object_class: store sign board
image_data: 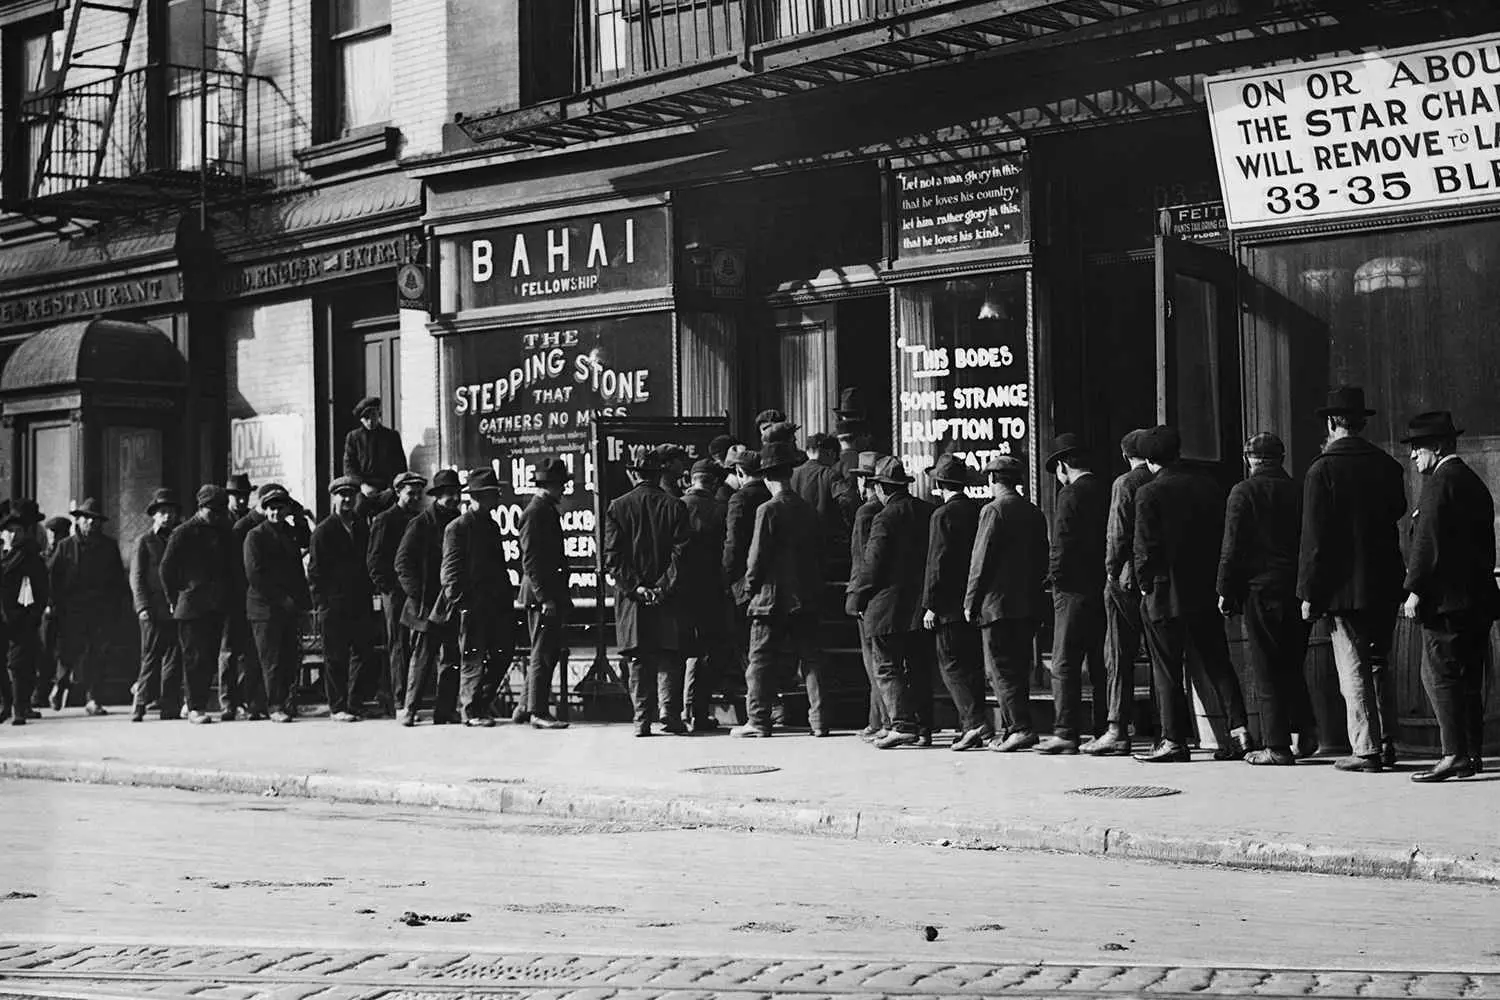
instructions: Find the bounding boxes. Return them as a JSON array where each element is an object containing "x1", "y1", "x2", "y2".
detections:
[
  {"x1": 0, "y1": 273, "x2": 180, "y2": 327},
  {"x1": 893, "y1": 155, "x2": 1029, "y2": 259},
  {"x1": 445, "y1": 207, "x2": 671, "y2": 311},
  {"x1": 221, "y1": 235, "x2": 411, "y2": 297},
  {"x1": 1160, "y1": 201, "x2": 1228, "y2": 242},
  {"x1": 1207, "y1": 31, "x2": 1500, "y2": 228}
]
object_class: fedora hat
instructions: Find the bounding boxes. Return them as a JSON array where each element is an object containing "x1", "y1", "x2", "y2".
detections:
[
  {"x1": 532, "y1": 457, "x2": 573, "y2": 485},
  {"x1": 850, "y1": 451, "x2": 881, "y2": 478},
  {"x1": 13, "y1": 498, "x2": 41, "y2": 525},
  {"x1": 1399, "y1": 410, "x2": 1465, "y2": 444},
  {"x1": 1316, "y1": 385, "x2": 1376, "y2": 418},
  {"x1": 70, "y1": 497, "x2": 107, "y2": 520},
  {"x1": 835, "y1": 417, "x2": 867, "y2": 436},
  {"x1": 730, "y1": 449, "x2": 762, "y2": 476},
  {"x1": 0, "y1": 509, "x2": 28, "y2": 531},
  {"x1": 872, "y1": 456, "x2": 915, "y2": 486},
  {"x1": 1043, "y1": 433, "x2": 1088, "y2": 473},
  {"x1": 225, "y1": 473, "x2": 252, "y2": 496},
  {"x1": 626, "y1": 444, "x2": 663, "y2": 474},
  {"x1": 463, "y1": 469, "x2": 502, "y2": 494},
  {"x1": 754, "y1": 408, "x2": 787, "y2": 427},
  {"x1": 760, "y1": 440, "x2": 807, "y2": 474},
  {"x1": 145, "y1": 488, "x2": 180, "y2": 515},
  {"x1": 930, "y1": 453, "x2": 974, "y2": 487},
  {"x1": 834, "y1": 387, "x2": 867, "y2": 419},
  {"x1": 426, "y1": 469, "x2": 461, "y2": 495}
]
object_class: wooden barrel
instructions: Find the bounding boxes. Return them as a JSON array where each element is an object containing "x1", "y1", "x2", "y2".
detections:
[{"x1": 1391, "y1": 617, "x2": 1500, "y2": 756}]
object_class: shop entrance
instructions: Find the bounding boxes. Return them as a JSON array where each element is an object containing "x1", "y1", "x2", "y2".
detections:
[
  {"x1": 321, "y1": 287, "x2": 401, "y2": 493},
  {"x1": 758, "y1": 295, "x2": 891, "y2": 447}
]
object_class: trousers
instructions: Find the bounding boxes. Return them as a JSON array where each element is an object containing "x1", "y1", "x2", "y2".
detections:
[
  {"x1": 1421, "y1": 611, "x2": 1490, "y2": 758},
  {"x1": 320, "y1": 610, "x2": 374, "y2": 715},
  {"x1": 858, "y1": 620, "x2": 890, "y2": 731},
  {"x1": 684, "y1": 598, "x2": 732, "y2": 727},
  {"x1": 251, "y1": 612, "x2": 301, "y2": 716},
  {"x1": 459, "y1": 610, "x2": 511, "y2": 721},
  {"x1": 525, "y1": 608, "x2": 567, "y2": 718},
  {"x1": 177, "y1": 616, "x2": 224, "y2": 715},
  {"x1": 56, "y1": 611, "x2": 112, "y2": 704},
  {"x1": 133, "y1": 617, "x2": 182, "y2": 717},
  {"x1": 1103, "y1": 578, "x2": 1144, "y2": 730},
  {"x1": 1327, "y1": 608, "x2": 1398, "y2": 758},
  {"x1": 382, "y1": 593, "x2": 411, "y2": 709},
  {"x1": 1142, "y1": 610, "x2": 1248, "y2": 745},
  {"x1": 982, "y1": 618, "x2": 1036, "y2": 736},
  {"x1": 218, "y1": 612, "x2": 260, "y2": 712},
  {"x1": 870, "y1": 629, "x2": 934, "y2": 734},
  {"x1": 746, "y1": 613, "x2": 825, "y2": 732},
  {"x1": 934, "y1": 620, "x2": 986, "y2": 733},
  {"x1": 404, "y1": 628, "x2": 461, "y2": 721},
  {"x1": 1241, "y1": 589, "x2": 1314, "y2": 749},
  {"x1": 626, "y1": 650, "x2": 684, "y2": 728},
  {"x1": 1051, "y1": 590, "x2": 1107, "y2": 740},
  {"x1": 5, "y1": 620, "x2": 38, "y2": 718}
]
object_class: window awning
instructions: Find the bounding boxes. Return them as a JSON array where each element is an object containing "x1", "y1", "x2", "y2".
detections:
[{"x1": 0, "y1": 319, "x2": 185, "y2": 396}]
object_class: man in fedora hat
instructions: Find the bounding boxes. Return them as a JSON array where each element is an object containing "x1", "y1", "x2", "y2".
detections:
[
  {"x1": 1299, "y1": 385, "x2": 1407, "y2": 773},
  {"x1": 605, "y1": 445, "x2": 691, "y2": 736},
  {"x1": 731, "y1": 434, "x2": 825, "y2": 737},
  {"x1": 966, "y1": 456, "x2": 1050, "y2": 751},
  {"x1": 1087, "y1": 429, "x2": 1155, "y2": 756},
  {"x1": 1132, "y1": 426, "x2": 1252, "y2": 764},
  {"x1": 723, "y1": 448, "x2": 771, "y2": 693},
  {"x1": 219, "y1": 474, "x2": 258, "y2": 722},
  {"x1": 754, "y1": 409, "x2": 788, "y2": 439},
  {"x1": 656, "y1": 445, "x2": 691, "y2": 500},
  {"x1": 441, "y1": 469, "x2": 515, "y2": 727},
  {"x1": 130, "y1": 488, "x2": 183, "y2": 722},
  {"x1": 1217, "y1": 432, "x2": 1315, "y2": 766},
  {"x1": 343, "y1": 397, "x2": 408, "y2": 499},
  {"x1": 396, "y1": 469, "x2": 464, "y2": 725},
  {"x1": 37, "y1": 515, "x2": 68, "y2": 713},
  {"x1": 47, "y1": 497, "x2": 128, "y2": 715},
  {"x1": 161, "y1": 486, "x2": 238, "y2": 724},
  {"x1": 244, "y1": 485, "x2": 311, "y2": 723},
  {"x1": 517, "y1": 458, "x2": 572, "y2": 729},
  {"x1": 1040, "y1": 433, "x2": 1109, "y2": 754},
  {"x1": 368, "y1": 471, "x2": 427, "y2": 716},
  {"x1": 0, "y1": 507, "x2": 47, "y2": 725},
  {"x1": 923, "y1": 454, "x2": 986, "y2": 750},
  {"x1": 307, "y1": 477, "x2": 377, "y2": 722},
  {"x1": 845, "y1": 451, "x2": 890, "y2": 740},
  {"x1": 681, "y1": 457, "x2": 732, "y2": 732},
  {"x1": 709, "y1": 435, "x2": 743, "y2": 506},
  {"x1": 225, "y1": 474, "x2": 252, "y2": 522},
  {"x1": 1400, "y1": 411, "x2": 1499, "y2": 781},
  {"x1": 851, "y1": 456, "x2": 935, "y2": 749}
]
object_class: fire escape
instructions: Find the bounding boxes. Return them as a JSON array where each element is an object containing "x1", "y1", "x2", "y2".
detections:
[{"x1": 4, "y1": 0, "x2": 271, "y2": 228}]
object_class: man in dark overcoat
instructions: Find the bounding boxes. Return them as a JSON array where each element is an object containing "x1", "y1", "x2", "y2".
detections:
[
  {"x1": 0, "y1": 508, "x2": 48, "y2": 726},
  {"x1": 922, "y1": 454, "x2": 985, "y2": 750},
  {"x1": 709, "y1": 435, "x2": 743, "y2": 506},
  {"x1": 723, "y1": 449, "x2": 770, "y2": 684},
  {"x1": 48, "y1": 497, "x2": 128, "y2": 715},
  {"x1": 965, "y1": 456, "x2": 1049, "y2": 751},
  {"x1": 517, "y1": 458, "x2": 572, "y2": 729},
  {"x1": 308, "y1": 477, "x2": 377, "y2": 722},
  {"x1": 731, "y1": 437, "x2": 824, "y2": 737},
  {"x1": 130, "y1": 489, "x2": 183, "y2": 722},
  {"x1": 343, "y1": 397, "x2": 408, "y2": 501},
  {"x1": 219, "y1": 473, "x2": 257, "y2": 721},
  {"x1": 368, "y1": 471, "x2": 426, "y2": 716},
  {"x1": 852, "y1": 457, "x2": 934, "y2": 749},
  {"x1": 396, "y1": 469, "x2": 463, "y2": 726},
  {"x1": 1041, "y1": 434, "x2": 1109, "y2": 754},
  {"x1": 845, "y1": 452, "x2": 888, "y2": 740},
  {"x1": 604, "y1": 446, "x2": 690, "y2": 736},
  {"x1": 160, "y1": 486, "x2": 236, "y2": 725},
  {"x1": 442, "y1": 469, "x2": 514, "y2": 727},
  {"x1": 243, "y1": 485, "x2": 311, "y2": 723},
  {"x1": 1400, "y1": 411, "x2": 1500, "y2": 782},
  {"x1": 1217, "y1": 432, "x2": 1314, "y2": 765},
  {"x1": 1297, "y1": 386, "x2": 1407, "y2": 773},
  {"x1": 791, "y1": 432, "x2": 854, "y2": 547},
  {"x1": 1132, "y1": 426, "x2": 1251, "y2": 763},
  {"x1": 680, "y1": 458, "x2": 731, "y2": 732}
]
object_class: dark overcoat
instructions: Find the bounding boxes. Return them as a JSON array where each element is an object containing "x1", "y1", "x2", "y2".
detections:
[
  {"x1": 1404, "y1": 456, "x2": 1500, "y2": 624},
  {"x1": 844, "y1": 497, "x2": 880, "y2": 617},
  {"x1": 0, "y1": 540, "x2": 48, "y2": 630},
  {"x1": 395, "y1": 505, "x2": 459, "y2": 633},
  {"x1": 852, "y1": 491, "x2": 933, "y2": 637},
  {"x1": 1217, "y1": 466, "x2": 1301, "y2": 602},
  {"x1": 604, "y1": 482, "x2": 689, "y2": 654},
  {"x1": 1296, "y1": 436, "x2": 1406, "y2": 613},
  {"x1": 1134, "y1": 464, "x2": 1227, "y2": 623},
  {"x1": 49, "y1": 532, "x2": 127, "y2": 620},
  {"x1": 307, "y1": 514, "x2": 373, "y2": 616},
  {"x1": 131, "y1": 528, "x2": 174, "y2": 620},
  {"x1": 1049, "y1": 472, "x2": 1109, "y2": 594},
  {"x1": 680, "y1": 486, "x2": 728, "y2": 611},
  {"x1": 159, "y1": 516, "x2": 233, "y2": 620},
  {"x1": 441, "y1": 509, "x2": 515, "y2": 618},
  {"x1": 1105, "y1": 465, "x2": 1154, "y2": 586},
  {"x1": 518, "y1": 492, "x2": 571, "y2": 611},
  {"x1": 964, "y1": 492, "x2": 1050, "y2": 626},
  {"x1": 744, "y1": 490, "x2": 822, "y2": 618},
  {"x1": 342, "y1": 424, "x2": 407, "y2": 488},
  {"x1": 922, "y1": 493, "x2": 981, "y2": 624},
  {"x1": 790, "y1": 459, "x2": 852, "y2": 537},
  {"x1": 243, "y1": 520, "x2": 311, "y2": 621},
  {"x1": 367, "y1": 501, "x2": 419, "y2": 597},
  {"x1": 722, "y1": 478, "x2": 770, "y2": 606}
]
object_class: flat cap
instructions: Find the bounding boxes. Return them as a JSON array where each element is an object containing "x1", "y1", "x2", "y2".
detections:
[
  {"x1": 984, "y1": 456, "x2": 1026, "y2": 484},
  {"x1": 195, "y1": 485, "x2": 229, "y2": 509},
  {"x1": 392, "y1": 471, "x2": 428, "y2": 490},
  {"x1": 1139, "y1": 425, "x2": 1182, "y2": 464},
  {"x1": 328, "y1": 476, "x2": 362, "y2": 495},
  {"x1": 755, "y1": 408, "x2": 787, "y2": 426},
  {"x1": 353, "y1": 396, "x2": 382, "y2": 418},
  {"x1": 1243, "y1": 431, "x2": 1285, "y2": 459}
]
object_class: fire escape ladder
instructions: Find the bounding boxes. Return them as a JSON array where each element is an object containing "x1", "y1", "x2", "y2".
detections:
[{"x1": 200, "y1": 0, "x2": 250, "y2": 200}]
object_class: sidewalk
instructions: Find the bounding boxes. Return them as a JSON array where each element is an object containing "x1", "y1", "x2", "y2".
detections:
[{"x1": 2, "y1": 711, "x2": 1498, "y2": 886}]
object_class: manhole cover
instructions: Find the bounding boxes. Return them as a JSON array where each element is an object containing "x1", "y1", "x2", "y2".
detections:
[
  {"x1": 1068, "y1": 785, "x2": 1181, "y2": 799},
  {"x1": 686, "y1": 764, "x2": 781, "y2": 776}
]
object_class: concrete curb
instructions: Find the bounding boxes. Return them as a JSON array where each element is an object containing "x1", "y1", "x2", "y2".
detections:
[{"x1": 5, "y1": 756, "x2": 1497, "y2": 886}]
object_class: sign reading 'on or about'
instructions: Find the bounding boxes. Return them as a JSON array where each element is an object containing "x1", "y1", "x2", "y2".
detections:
[{"x1": 1206, "y1": 31, "x2": 1500, "y2": 228}]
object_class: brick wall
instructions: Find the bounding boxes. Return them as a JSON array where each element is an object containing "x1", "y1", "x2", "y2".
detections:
[
  {"x1": 391, "y1": 0, "x2": 449, "y2": 158},
  {"x1": 224, "y1": 298, "x2": 318, "y2": 506},
  {"x1": 444, "y1": 0, "x2": 520, "y2": 134}
]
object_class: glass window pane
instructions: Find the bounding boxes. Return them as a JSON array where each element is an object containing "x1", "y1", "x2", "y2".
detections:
[
  {"x1": 20, "y1": 32, "x2": 55, "y2": 97},
  {"x1": 104, "y1": 427, "x2": 163, "y2": 567},
  {"x1": 31, "y1": 424, "x2": 71, "y2": 526},
  {"x1": 334, "y1": 0, "x2": 391, "y2": 34},
  {"x1": 337, "y1": 31, "x2": 391, "y2": 131},
  {"x1": 1172, "y1": 273, "x2": 1221, "y2": 462}
]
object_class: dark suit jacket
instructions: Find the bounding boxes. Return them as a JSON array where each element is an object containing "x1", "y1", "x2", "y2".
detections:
[
  {"x1": 1217, "y1": 466, "x2": 1300, "y2": 602},
  {"x1": 923, "y1": 493, "x2": 981, "y2": 623},
  {"x1": 367, "y1": 501, "x2": 419, "y2": 597},
  {"x1": 790, "y1": 458, "x2": 852, "y2": 537},
  {"x1": 604, "y1": 482, "x2": 689, "y2": 654},
  {"x1": 160, "y1": 516, "x2": 233, "y2": 620},
  {"x1": 342, "y1": 424, "x2": 407, "y2": 488},
  {"x1": 1050, "y1": 473, "x2": 1108, "y2": 594},
  {"x1": 131, "y1": 527, "x2": 174, "y2": 620},
  {"x1": 852, "y1": 491, "x2": 933, "y2": 636},
  {"x1": 519, "y1": 492, "x2": 571, "y2": 611},
  {"x1": 1105, "y1": 464, "x2": 1154, "y2": 585},
  {"x1": 1297, "y1": 436, "x2": 1407, "y2": 613},
  {"x1": 1404, "y1": 456, "x2": 1499, "y2": 624},
  {"x1": 0, "y1": 540, "x2": 48, "y2": 629},
  {"x1": 441, "y1": 509, "x2": 515, "y2": 620},
  {"x1": 845, "y1": 497, "x2": 880, "y2": 617},
  {"x1": 964, "y1": 492, "x2": 1050, "y2": 625},
  {"x1": 681, "y1": 487, "x2": 729, "y2": 609},
  {"x1": 395, "y1": 505, "x2": 459, "y2": 632},
  {"x1": 745, "y1": 490, "x2": 823, "y2": 618},
  {"x1": 1134, "y1": 464, "x2": 1227, "y2": 623},
  {"x1": 307, "y1": 514, "x2": 373, "y2": 616},
  {"x1": 722, "y1": 479, "x2": 771, "y2": 606},
  {"x1": 49, "y1": 532, "x2": 127, "y2": 619},
  {"x1": 243, "y1": 520, "x2": 311, "y2": 621}
]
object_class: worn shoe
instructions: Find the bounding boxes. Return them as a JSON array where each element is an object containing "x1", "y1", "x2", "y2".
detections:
[
  {"x1": 857, "y1": 725, "x2": 882, "y2": 742},
  {"x1": 1212, "y1": 733, "x2": 1251, "y2": 762},
  {"x1": 511, "y1": 707, "x2": 531, "y2": 724},
  {"x1": 130, "y1": 707, "x2": 146, "y2": 723},
  {"x1": 1244, "y1": 747, "x2": 1296, "y2": 766},
  {"x1": 1470, "y1": 755, "x2": 1485, "y2": 774},
  {"x1": 810, "y1": 728, "x2": 831, "y2": 738},
  {"x1": 1411, "y1": 758, "x2": 1474, "y2": 783},
  {"x1": 220, "y1": 707, "x2": 239, "y2": 723},
  {"x1": 0, "y1": 704, "x2": 10, "y2": 724},
  {"x1": 729, "y1": 724, "x2": 771, "y2": 738},
  {"x1": 187, "y1": 711, "x2": 213, "y2": 725},
  {"x1": 1080, "y1": 731, "x2": 1133, "y2": 756},
  {"x1": 462, "y1": 715, "x2": 495, "y2": 728},
  {"x1": 84, "y1": 701, "x2": 108, "y2": 716},
  {"x1": 432, "y1": 714, "x2": 457, "y2": 726},
  {"x1": 1134, "y1": 741, "x2": 1191, "y2": 763},
  {"x1": 398, "y1": 712, "x2": 416, "y2": 728},
  {"x1": 990, "y1": 731, "x2": 1039, "y2": 753},
  {"x1": 48, "y1": 684, "x2": 64, "y2": 712},
  {"x1": 1382, "y1": 742, "x2": 1398, "y2": 768},
  {"x1": 1334, "y1": 754, "x2": 1383, "y2": 773},
  {"x1": 1033, "y1": 735, "x2": 1079, "y2": 755},
  {"x1": 690, "y1": 718, "x2": 721, "y2": 733},
  {"x1": 247, "y1": 711, "x2": 269, "y2": 722},
  {"x1": 633, "y1": 724, "x2": 653, "y2": 737},
  {"x1": 918, "y1": 728, "x2": 934, "y2": 748},
  {"x1": 159, "y1": 711, "x2": 181, "y2": 721},
  {"x1": 874, "y1": 729, "x2": 920, "y2": 750},
  {"x1": 10, "y1": 714, "x2": 24, "y2": 726},
  {"x1": 657, "y1": 720, "x2": 690, "y2": 736},
  {"x1": 950, "y1": 727, "x2": 990, "y2": 752},
  {"x1": 531, "y1": 715, "x2": 569, "y2": 730}
]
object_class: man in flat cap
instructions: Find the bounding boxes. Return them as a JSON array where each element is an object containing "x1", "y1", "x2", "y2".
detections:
[
  {"x1": 966, "y1": 456, "x2": 1050, "y2": 750},
  {"x1": 308, "y1": 477, "x2": 377, "y2": 722},
  {"x1": 343, "y1": 397, "x2": 408, "y2": 501},
  {"x1": 396, "y1": 469, "x2": 464, "y2": 725},
  {"x1": 244, "y1": 485, "x2": 311, "y2": 723},
  {"x1": 517, "y1": 458, "x2": 572, "y2": 729},
  {"x1": 723, "y1": 449, "x2": 771, "y2": 690},
  {"x1": 218, "y1": 473, "x2": 258, "y2": 721},
  {"x1": 442, "y1": 469, "x2": 515, "y2": 727},
  {"x1": 846, "y1": 451, "x2": 890, "y2": 740},
  {"x1": 605, "y1": 445, "x2": 691, "y2": 736},
  {"x1": 680, "y1": 457, "x2": 731, "y2": 731},
  {"x1": 1298, "y1": 386, "x2": 1406, "y2": 773},
  {"x1": 1400, "y1": 411, "x2": 1499, "y2": 781},
  {"x1": 161, "y1": 486, "x2": 238, "y2": 724},
  {"x1": 923, "y1": 454, "x2": 986, "y2": 750},
  {"x1": 47, "y1": 498, "x2": 128, "y2": 715},
  {"x1": 368, "y1": 471, "x2": 427, "y2": 716},
  {"x1": 130, "y1": 488, "x2": 183, "y2": 722},
  {"x1": 1086, "y1": 429, "x2": 1155, "y2": 755},
  {"x1": 1218, "y1": 432, "x2": 1314, "y2": 765},
  {"x1": 1040, "y1": 433, "x2": 1109, "y2": 754}
]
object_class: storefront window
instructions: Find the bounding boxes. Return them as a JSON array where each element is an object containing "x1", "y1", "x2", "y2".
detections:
[{"x1": 893, "y1": 272, "x2": 1032, "y2": 497}]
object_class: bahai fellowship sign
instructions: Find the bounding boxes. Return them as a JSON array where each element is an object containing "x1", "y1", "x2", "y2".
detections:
[{"x1": 1206, "y1": 31, "x2": 1500, "y2": 228}]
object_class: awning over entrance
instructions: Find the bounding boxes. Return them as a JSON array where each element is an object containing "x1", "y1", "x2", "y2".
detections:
[{"x1": 0, "y1": 319, "x2": 186, "y2": 396}]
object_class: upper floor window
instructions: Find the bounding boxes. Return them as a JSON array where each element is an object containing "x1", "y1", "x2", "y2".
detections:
[
  {"x1": 330, "y1": 0, "x2": 390, "y2": 135},
  {"x1": 3, "y1": 19, "x2": 59, "y2": 199}
]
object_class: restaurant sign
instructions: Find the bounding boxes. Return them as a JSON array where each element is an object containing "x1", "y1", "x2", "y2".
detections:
[
  {"x1": 0, "y1": 273, "x2": 181, "y2": 327},
  {"x1": 893, "y1": 155, "x2": 1029, "y2": 260},
  {"x1": 1207, "y1": 31, "x2": 1500, "y2": 228}
]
